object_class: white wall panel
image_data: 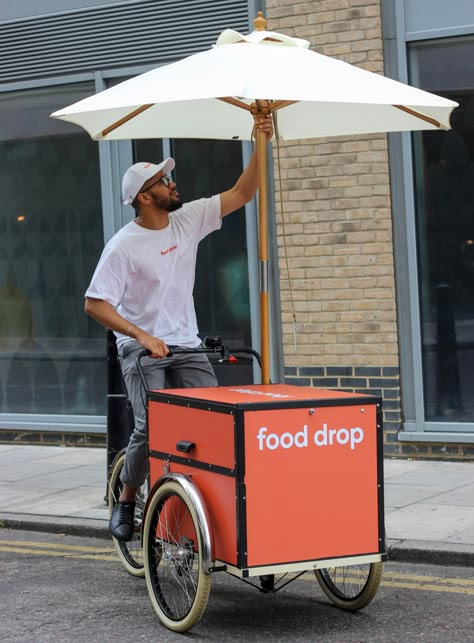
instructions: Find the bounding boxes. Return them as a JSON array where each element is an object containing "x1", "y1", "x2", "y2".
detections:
[{"x1": 0, "y1": 0, "x2": 248, "y2": 82}]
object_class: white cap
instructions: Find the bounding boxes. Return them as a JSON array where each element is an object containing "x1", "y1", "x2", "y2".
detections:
[{"x1": 121, "y1": 158, "x2": 175, "y2": 205}]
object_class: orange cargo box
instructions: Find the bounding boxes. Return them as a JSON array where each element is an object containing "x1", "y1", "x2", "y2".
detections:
[{"x1": 147, "y1": 384, "x2": 385, "y2": 576}]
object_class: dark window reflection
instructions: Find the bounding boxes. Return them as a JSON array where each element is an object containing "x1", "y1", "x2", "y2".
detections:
[
  {"x1": 410, "y1": 38, "x2": 474, "y2": 420},
  {"x1": 0, "y1": 86, "x2": 105, "y2": 414}
]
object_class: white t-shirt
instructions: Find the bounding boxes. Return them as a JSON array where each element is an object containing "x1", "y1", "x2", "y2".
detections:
[{"x1": 85, "y1": 195, "x2": 222, "y2": 349}]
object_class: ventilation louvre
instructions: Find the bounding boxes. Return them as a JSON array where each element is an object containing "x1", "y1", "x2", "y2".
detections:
[{"x1": 0, "y1": 0, "x2": 249, "y2": 83}]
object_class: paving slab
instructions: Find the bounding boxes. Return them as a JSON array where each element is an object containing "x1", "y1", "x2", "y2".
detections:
[
  {"x1": 385, "y1": 503, "x2": 474, "y2": 542},
  {"x1": 384, "y1": 483, "x2": 448, "y2": 508},
  {"x1": 422, "y1": 483, "x2": 474, "y2": 506},
  {"x1": 12, "y1": 485, "x2": 106, "y2": 517}
]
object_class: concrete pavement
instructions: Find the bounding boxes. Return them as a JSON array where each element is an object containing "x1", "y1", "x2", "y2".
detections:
[{"x1": 0, "y1": 444, "x2": 473, "y2": 566}]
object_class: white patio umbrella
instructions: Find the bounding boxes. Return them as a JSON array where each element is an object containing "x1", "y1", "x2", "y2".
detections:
[{"x1": 51, "y1": 13, "x2": 457, "y2": 383}]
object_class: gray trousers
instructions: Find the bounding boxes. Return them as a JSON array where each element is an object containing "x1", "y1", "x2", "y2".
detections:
[{"x1": 117, "y1": 340, "x2": 218, "y2": 488}]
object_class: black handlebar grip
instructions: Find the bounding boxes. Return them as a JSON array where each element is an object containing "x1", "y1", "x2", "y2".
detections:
[{"x1": 140, "y1": 348, "x2": 173, "y2": 357}]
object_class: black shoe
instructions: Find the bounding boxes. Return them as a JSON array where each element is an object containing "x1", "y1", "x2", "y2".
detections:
[{"x1": 110, "y1": 501, "x2": 135, "y2": 542}]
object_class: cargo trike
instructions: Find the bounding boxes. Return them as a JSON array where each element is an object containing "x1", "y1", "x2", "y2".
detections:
[{"x1": 107, "y1": 339, "x2": 385, "y2": 632}]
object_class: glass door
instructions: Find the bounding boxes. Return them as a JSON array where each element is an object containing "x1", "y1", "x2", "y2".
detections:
[{"x1": 410, "y1": 38, "x2": 474, "y2": 423}]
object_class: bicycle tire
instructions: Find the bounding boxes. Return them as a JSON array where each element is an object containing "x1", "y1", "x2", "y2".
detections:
[
  {"x1": 108, "y1": 451, "x2": 145, "y2": 577},
  {"x1": 315, "y1": 561, "x2": 383, "y2": 610},
  {"x1": 143, "y1": 480, "x2": 211, "y2": 632}
]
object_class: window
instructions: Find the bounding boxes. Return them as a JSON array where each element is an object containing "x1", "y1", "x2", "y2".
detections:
[
  {"x1": 0, "y1": 85, "x2": 105, "y2": 415},
  {"x1": 409, "y1": 38, "x2": 474, "y2": 422}
]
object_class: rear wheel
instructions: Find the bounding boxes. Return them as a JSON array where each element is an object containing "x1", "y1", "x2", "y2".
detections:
[
  {"x1": 108, "y1": 451, "x2": 145, "y2": 577},
  {"x1": 143, "y1": 480, "x2": 211, "y2": 632},
  {"x1": 315, "y1": 562, "x2": 383, "y2": 610}
]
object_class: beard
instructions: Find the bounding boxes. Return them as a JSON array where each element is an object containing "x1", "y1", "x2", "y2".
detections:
[
  {"x1": 151, "y1": 192, "x2": 182, "y2": 212},
  {"x1": 168, "y1": 199, "x2": 183, "y2": 212}
]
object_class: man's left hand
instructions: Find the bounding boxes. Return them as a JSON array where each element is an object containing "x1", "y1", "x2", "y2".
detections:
[{"x1": 253, "y1": 114, "x2": 273, "y2": 142}]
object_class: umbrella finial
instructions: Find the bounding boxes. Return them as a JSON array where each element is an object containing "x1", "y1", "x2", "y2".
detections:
[{"x1": 253, "y1": 12, "x2": 267, "y2": 31}]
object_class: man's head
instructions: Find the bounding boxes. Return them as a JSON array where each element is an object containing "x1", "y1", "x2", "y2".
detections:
[{"x1": 122, "y1": 158, "x2": 181, "y2": 213}]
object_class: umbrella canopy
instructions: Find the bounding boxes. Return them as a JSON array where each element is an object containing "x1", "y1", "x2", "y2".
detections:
[
  {"x1": 52, "y1": 14, "x2": 457, "y2": 383},
  {"x1": 51, "y1": 18, "x2": 457, "y2": 141}
]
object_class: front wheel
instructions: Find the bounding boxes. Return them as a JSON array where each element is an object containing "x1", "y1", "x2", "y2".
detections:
[
  {"x1": 143, "y1": 480, "x2": 211, "y2": 632},
  {"x1": 315, "y1": 561, "x2": 383, "y2": 611},
  {"x1": 108, "y1": 451, "x2": 145, "y2": 577}
]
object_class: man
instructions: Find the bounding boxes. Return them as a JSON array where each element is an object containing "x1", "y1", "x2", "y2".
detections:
[{"x1": 85, "y1": 114, "x2": 273, "y2": 541}]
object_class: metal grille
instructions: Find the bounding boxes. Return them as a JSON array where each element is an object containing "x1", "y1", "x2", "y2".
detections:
[{"x1": 0, "y1": 0, "x2": 249, "y2": 83}]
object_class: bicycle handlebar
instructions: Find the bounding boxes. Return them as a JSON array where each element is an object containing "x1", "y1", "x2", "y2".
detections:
[{"x1": 135, "y1": 343, "x2": 262, "y2": 392}]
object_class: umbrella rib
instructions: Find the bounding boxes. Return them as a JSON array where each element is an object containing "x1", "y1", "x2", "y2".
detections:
[
  {"x1": 218, "y1": 97, "x2": 252, "y2": 110},
  {"x1": 393, "y1": 105, "x2": 442, "y2": 129},
  {"x1": 269, "y1": 100, "x2": 299, "y2": 112},
  {"x1": 100, "y1": 103, "x2": 154, "y2": 137},
  {"x1": 217, "y1": 98, "x2": 299, "y2": 112}
]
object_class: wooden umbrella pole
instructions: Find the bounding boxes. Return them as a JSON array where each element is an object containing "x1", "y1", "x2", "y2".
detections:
[{"x1": 252, "y1": 100, "x2": 271, "y2": 384}]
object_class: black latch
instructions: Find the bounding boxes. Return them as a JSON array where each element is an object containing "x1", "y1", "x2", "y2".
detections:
[{"x1": 176, "y1": 440, "x2": 196, "y2": 454}]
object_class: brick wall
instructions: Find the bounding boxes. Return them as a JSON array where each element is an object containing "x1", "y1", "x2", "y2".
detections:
[{"x1": 266, "y1": 0, "x2": 401, "y2": 451}]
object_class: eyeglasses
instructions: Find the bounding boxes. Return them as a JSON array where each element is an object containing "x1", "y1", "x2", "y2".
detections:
[{"x1": 141, "y1": 174, "x2": 173, "y2": 193}]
